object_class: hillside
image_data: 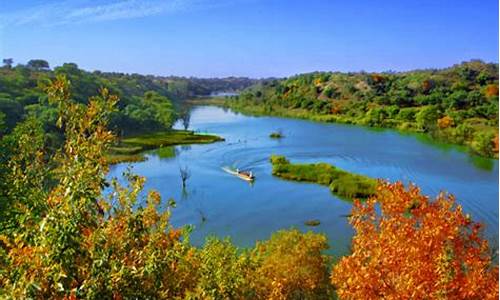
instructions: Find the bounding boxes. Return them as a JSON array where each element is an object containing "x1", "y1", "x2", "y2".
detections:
[
  {"x1": 0, "y1": 60, "x2": 258, "y2": 136},
  {"x1": 225, "y1": 60, "x2": 499, "y2": 157}
]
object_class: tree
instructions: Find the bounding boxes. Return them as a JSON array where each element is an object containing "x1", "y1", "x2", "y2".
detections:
[
  {"x1": 251, "y1": 230, "x2": 332, "y2": 299},
  {"x1": 180, "y1": 110, "x2": 191, "y2": 130},
  {"x1": 143, "y1": 91, "x2": 175, "y2": 128},
  {"x1": 2, "y1": 58, "x2": 13, "y2": 68},
  {"x1": 0, "y1": 111, "x2": 5, "y2": 135},
  {"x1": 471, "y1": 131, "x2": 496, "y2": 157},
  {"x1": 415, "y1": 105, "x2": 438, "y2": 132},
  {"x1": 27, "y1": 59, "x2": 50, "y2": 71},
  {"x1": 180, "y1": 165, "x2": 191, "y2": 189},
  {"x1": 331, "y1": 182, "x2": 498, "y2": 299},
  {"x1": 0, "y1": 76, "x2": 197, "y2": 298},
  {"x1": 484, "y1": 84, "x2": 499, "y2": 98},
  {"x1": 437, "y1": 115, "x2": 454, "y2": 129},
  {"x1": 193, "y1": 238, "x2": 254, "y2": 299}
]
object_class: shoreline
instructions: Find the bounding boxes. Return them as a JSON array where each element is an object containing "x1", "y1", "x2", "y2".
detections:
[
  {"x1": 106, "y1": 129, "x2": 224, "y2": 164},
  {"x1": 218, "y1": 101, "x2": 498, "y2": 160}
]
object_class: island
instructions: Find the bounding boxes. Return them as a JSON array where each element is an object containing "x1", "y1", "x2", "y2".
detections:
[
  {"x1": 270, "y1": 155, "x2": 377, "y2": 200},
  {"x1": 106, "y1": 130, "x2": 224, "y2": 164}
]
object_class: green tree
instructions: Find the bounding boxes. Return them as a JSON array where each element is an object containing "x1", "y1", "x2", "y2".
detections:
[
  {"x1": 415, "y1": 105, "x2": 438, "y2": 132},
  {"x1": 471, "y1": 131, "x2": 496, "y2": 156},
  {"x1": 0, "y1": 111, "x2": 5, "y2": 135},
  {"x1": 27, "y1": 59, "x2": 50, "y2": 71},
  {"x1": 2, "y1": 58, "x2": 13, "y2": 68}
]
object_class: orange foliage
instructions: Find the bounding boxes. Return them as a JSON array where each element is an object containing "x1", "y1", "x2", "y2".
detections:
[
  {"x1": 437, "y1": 115, "x2": 454, "y2": 129},
  {"x1": 485, "y1": 84, "x2": 499, "y2": 98},
  {"x1": 251, "y1": 230, "x2": 332, "y2": 299},
  {"x1": 331, "y1": 182, "x2": 499, "y2": 300},
  {"x1": 371, "y1": 74, "x2": 385, "y2": 83},
  {"x1": 331, "y1": 102, "x2": 342, "y2": 114}
]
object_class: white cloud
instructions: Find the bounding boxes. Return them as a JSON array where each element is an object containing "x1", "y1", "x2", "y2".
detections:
[{"x1": 0, "y1": 0, "x2": 207, "y2": 27}]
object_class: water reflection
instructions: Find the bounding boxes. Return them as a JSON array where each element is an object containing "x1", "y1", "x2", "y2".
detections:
[{"x1": 109, "y1": 106, "x2": 498, "y2": 256}]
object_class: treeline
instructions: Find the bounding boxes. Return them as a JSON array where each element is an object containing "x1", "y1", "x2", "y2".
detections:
[
  {"x1": 226, "y1": 60, "x2": 499, "y2": 157},
  {"x1": 0, "y1": 75, "x2": 497, "y2": 299},
  {"x1": 0, "y1": 59, "x2": 257, "y2": 137},
  {"x1": 162, "y1": 76, "x2": 259, "y2": 98}
]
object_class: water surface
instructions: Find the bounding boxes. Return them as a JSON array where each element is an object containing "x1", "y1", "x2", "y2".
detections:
[{"x1": 108, "y1": 106, "x2": 499, "y2": 257}]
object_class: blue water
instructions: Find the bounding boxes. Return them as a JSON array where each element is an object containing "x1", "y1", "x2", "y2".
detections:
[{"x1": 107, "y1": 106, "x2": 499, "y2": 257}]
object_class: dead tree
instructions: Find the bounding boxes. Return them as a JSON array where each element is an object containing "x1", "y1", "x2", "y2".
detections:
[{"x1": 179, "y1": 166, "x2": 191, "y2": 189}]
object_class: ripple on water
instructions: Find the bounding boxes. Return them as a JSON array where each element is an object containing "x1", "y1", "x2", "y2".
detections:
[{"x1": 108, "y1": 106, "x2": 499, "y2": 253}]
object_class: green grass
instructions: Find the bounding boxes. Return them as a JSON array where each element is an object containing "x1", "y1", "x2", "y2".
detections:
[
  {"x1": 270, "y1": 155, "x2": 377, "y2": 200},
  {"x1": 106, "y1": 130, "x2": 224, "y2": 164},
  {"x1": 122, "y1": 130, "x2": 224, "y2": 148}
]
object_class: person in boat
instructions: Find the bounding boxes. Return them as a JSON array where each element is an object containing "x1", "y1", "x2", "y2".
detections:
[
  {"x1": 234, "y1": 168, "x2": 254, "y2": 179},
  {"x1": 240, "y1": 170, "x2": 253, "y2": 177}
]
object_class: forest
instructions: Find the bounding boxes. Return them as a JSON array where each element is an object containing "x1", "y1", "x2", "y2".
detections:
[
  {"x1": 0, "y1": 71, "x2": 497, "y2": 298},
  {"x1": 225, "y1": 60, "x2": 499, "y2": 158},
  {"x1": 0, "y1": 59, "x2": 257, "y2": 138}
]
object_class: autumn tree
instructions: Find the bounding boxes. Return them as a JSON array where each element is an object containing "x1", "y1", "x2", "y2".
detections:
[
  {"x1": 437, "y1": 115, "x2": 454, "y2": 129},
  {"x1": 0, "y1": 75, "x2": 333, "y2": 299},
  {"x1": 331, "y1": 182, "x2": 499, "y2": 299},
  {"x1": 250, "y1": 230, "x2": 332, "y2": 299},
  {"x1": 484, "y1": 84, "x2": 499, "y2": 98},
  {"x1": 0, "y1": 76, "x2": 197, "y2": 299}
]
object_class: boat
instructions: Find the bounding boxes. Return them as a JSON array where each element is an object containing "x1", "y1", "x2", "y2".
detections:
[{"x1": 222, "y1": 166, "x2": 255, "y2": 181}]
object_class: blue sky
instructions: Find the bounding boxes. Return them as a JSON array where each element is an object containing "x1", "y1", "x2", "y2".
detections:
[{"x1": 0, "y1": 0, "x2": 498, "y2": 77}]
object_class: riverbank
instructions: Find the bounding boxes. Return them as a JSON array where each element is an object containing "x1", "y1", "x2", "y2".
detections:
[
  {"x1": 223, "y1": 101, "x2": 498, "y2": 159},
  {"x1": 270, "y1": 155, "x2": 377, "y2": 200},
  {"x1": 106, "y1": 105, "x2": 499, "y2": 262},
  {"x1": 106, "y1": 130, "x2": 224, "y2": 164},
  {"x1": 184, "y1": 97, "x2": 228, "y2": 106}
]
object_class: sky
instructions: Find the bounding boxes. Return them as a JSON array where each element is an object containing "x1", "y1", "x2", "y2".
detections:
[{"x1": 0, "y1": 0, "x2": 498, "y2": 78}]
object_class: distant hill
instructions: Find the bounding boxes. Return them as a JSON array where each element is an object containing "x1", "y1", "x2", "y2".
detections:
[
  {"x1": 0, "y1": 60, "x2": 261, "y2": 135},
  {"x1": 226, "y1": 60, "x2": 499, "y2": 157}
]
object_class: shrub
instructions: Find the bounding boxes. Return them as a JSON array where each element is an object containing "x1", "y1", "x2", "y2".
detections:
[
  {"x1": 250, "y1": 230, "x2": 332, "y2": 299},
  {"x1": 190, "y1": 238, "x2": 255, "y2": 299},
  {"x1": 331, "y1": 182, "x2": 499, "y2": 299},
  {"x1": 437, "y1": 115, "x2": 454, "y2": 129},
  {"x1": 471, "y1": 131, "x2": 496, "y2": 157}
]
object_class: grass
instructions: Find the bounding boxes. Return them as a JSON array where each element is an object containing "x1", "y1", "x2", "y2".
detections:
[
  {"x1": 122, "y1": 130, "x2": 224, "y2": 148},
  {"x1": 106, "y1": 130, "x2": 224, "y2": 164},
  {"x1": 270, "y1": 155, "x2": 377, "y2": 200}
]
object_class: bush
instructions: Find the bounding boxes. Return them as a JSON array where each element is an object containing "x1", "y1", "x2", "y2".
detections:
[
  {"x1": 471, "y1": 131, "x2": 496, "y2": 157},
  {"x1": 332, "y1": 182, "x2": 499, "y2": 299},
  {"x1": 191, "y1": 238, "x2": 255, "y2": 299},
  {"x1": 250, "y1": 230, "x2": 332, "y2": 299}
]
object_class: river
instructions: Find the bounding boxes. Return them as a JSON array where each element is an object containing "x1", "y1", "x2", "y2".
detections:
[{"x1": 108, "y1": 106, "x2": 499, "y2": 257}]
